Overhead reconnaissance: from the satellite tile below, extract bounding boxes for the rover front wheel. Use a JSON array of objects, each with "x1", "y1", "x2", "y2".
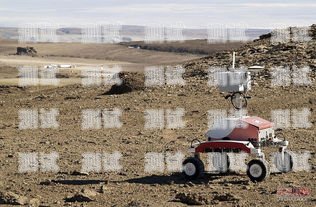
[
  {"x1": 182, "y1": 157, "x2": 204, "y2": 180},
  {"x1": 247, "y1": 159, "x2": 270, "y2": 182}
]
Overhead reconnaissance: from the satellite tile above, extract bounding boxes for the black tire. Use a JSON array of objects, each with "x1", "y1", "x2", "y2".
[
  {"x1": 182, "y1": 157, "x2": 205, "y2": 180},
  {"x1": 247, "y1": 159, "x2": 270, "y2": 182},
  {"x1": 274, "y1": 151, "x2": 293, "y2": 173}
]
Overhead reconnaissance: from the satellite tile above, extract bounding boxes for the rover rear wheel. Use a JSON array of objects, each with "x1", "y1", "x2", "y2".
[
  {"x1": 182, "y1": 157, "x2": 205, "y2": 180},
  {"x1": 247, "y1": 159, "x2": 270, "y2": 182}
]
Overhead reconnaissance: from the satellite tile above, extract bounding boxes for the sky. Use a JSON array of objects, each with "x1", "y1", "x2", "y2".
[{"x1": 0, "y1": 0, "x2": 315, "y2": 28}]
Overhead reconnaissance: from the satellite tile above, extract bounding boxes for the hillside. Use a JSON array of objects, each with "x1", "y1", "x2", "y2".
[{"x1": 184, "y1": 25, "x2": 316, "y2": 74}]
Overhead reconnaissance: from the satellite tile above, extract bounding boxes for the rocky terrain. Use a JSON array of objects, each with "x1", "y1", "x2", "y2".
[
  {"x1": 185, "y1": 25, "x2": 316, "y2": 73},
  {"x1": 0, "y1": 25, "x2": 315, "y2": 206}
]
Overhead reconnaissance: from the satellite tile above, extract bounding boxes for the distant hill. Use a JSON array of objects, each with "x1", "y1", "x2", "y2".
[{"x1": 0, "y1": 25, "x2": 270, "y2": 42}]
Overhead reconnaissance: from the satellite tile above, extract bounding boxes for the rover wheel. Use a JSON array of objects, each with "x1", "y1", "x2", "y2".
[
  {"x1": 274, "y1": 151, "x2": 293, "y2": 173},
  {"x1": 247, "y1": 159, "x2": 270, "y2": 182},
  {"x1": 182, "y1": 157, "x2": 204, "y2": 180},
  {"x1": 231, "y1": 92, "x2": 247, "y2": 110}
]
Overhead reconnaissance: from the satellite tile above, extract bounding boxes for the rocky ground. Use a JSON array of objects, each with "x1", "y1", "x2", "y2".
[
  {"x1": 185, "y1": 24, "x2": 316, "y2": 72},
  {"x1": 0, "y1": 27, "x2": 316, "y2": 206}
]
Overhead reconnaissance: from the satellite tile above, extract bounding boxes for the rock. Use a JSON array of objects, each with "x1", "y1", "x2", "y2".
[
  {"x1": 99, "y1": 185, "x2": 106, "y2": 193},
  {"x1": 213, "y1": 193, "x2": 240, "y2": 202},
  {"x1": 16, "y1": 46, "x2": 37, "y2": 56},
  {"x1": 65, "y1": 189, "x2": 98, "y2": 202},
  {"x1": 39, "y1": 179, "x2": 54, "y2": 185},
  {"x1": 64, "y1": 95, "x2": 80, "y2": 100},
  {"x1": 0, "y1": 191, "x2": 28, "y2": 205},
  {"x1": 309, "y1": 98, "x2": 316, "y2": 105},
  {"x1": 175, "y1": 192, "x2": 211, "y2": 205},
  {"x1": 242, "y1": 185, "x2": 251, "y2": 190},
  {"x1": 104, "y1": 72, "x2": 145, "y2": 95},
  {"x1": 70, "y1": 170, "x2": 89, "y2": 176},
  {"x1": 126, "y1": 201, "x2": 144, "y2": 207},
  {"x1": 55, "y1": 73, "x2": 69, "y2": 78},
  {"x1": 184, "y1": 182, "x2": 195, "y2": 187},
  {"x1": 34, "y1": 94, "x2": 48, "y2": 100},
  {"x1": 82, "y1": 188, "x2": 97, "y2": 197},
  {"x1": 29, "y1": 198, "x2": 40, "y2": 207}
]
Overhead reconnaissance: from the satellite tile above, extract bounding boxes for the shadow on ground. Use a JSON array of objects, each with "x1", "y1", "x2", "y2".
[{"x1": 124, "y1": 173, "x2": 228, "y2": 185}]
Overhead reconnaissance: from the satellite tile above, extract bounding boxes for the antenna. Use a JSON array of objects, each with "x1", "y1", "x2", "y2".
[{"x1": 232, "y1": 52, "x2": 236, "y2": 69}]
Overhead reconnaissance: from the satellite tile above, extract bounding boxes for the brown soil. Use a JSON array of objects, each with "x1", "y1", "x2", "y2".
[{"x1": 0, "y1": 37, "x2": 315, "y2": 206}]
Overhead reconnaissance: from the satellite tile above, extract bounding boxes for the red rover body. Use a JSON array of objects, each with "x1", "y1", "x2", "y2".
[
  {"x1": 206, "y1": 116, "x2": 274, "y2": 143},
  {"x1": 182, "y1": 116, "x2": 292, "y2": 182}
]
